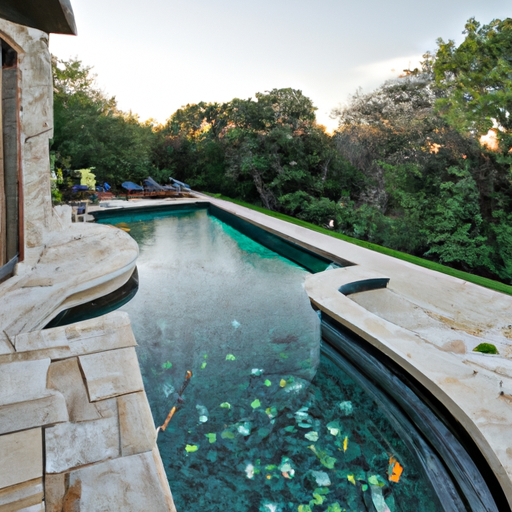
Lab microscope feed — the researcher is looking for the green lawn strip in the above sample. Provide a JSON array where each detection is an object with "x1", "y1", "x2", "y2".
[{"x1": 204, "y1": 193, "x2": 512, "y2": 296}]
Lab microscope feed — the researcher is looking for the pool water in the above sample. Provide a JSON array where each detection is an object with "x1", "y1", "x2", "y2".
[{"x1": 102, "y1": 208, "x2": 443, "y2": 512}]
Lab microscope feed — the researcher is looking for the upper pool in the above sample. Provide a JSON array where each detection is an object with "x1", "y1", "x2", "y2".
[{"x1": 95, "y1": 206, "x2": 494, "y2": 512}]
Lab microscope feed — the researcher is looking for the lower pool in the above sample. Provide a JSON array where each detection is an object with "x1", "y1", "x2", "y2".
[{"x1": 97, "y1": 207, "x2": 479, "y2": 511}]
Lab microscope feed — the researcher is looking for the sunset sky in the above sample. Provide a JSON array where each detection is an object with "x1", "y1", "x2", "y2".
[{"x1": 49, "y1": 0, "x2": 511, "y2": 131}]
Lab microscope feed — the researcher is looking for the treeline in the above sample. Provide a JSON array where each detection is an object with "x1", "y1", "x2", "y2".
[{"x1": 51, "y1": 18, "x2": 512, "y2": 283}]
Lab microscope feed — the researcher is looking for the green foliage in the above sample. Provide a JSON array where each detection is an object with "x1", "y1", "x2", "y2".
[
  {"x1": 473, "y1": 343, "x2": 499, "y2": 354},
  {"x1": 51, "y1": 56, "x2": 157, "y2": 188},
  {"x1": 433, "y1": 18, "x2": 512, "y2": 144}
]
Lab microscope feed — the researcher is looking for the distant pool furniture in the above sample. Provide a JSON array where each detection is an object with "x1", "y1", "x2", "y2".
[
  {"x1": 169, "y1": 177, "x2": 191, "y2": 192},
  {"x1": 121, "y1": 181, "x2": 144, "y2": 193},
  {"x1": 142, "y1": 177, "x2": 180, "y2": 197}
]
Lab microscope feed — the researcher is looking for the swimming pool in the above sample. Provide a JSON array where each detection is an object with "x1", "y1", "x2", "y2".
[{"x1": 92, "y1": 205, "x2": 493, "y2": 512}]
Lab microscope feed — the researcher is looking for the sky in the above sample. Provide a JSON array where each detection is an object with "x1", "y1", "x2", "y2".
[{"x1": 49, "y1": 0, "x2": 511, "y2": 132}]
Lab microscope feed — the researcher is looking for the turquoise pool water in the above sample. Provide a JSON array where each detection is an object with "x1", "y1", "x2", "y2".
[{"x1": 101, "y1": 208, "x2": 444, "y2": 511}]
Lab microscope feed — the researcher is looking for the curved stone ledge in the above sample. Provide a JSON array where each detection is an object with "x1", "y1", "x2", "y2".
[{"x1": 0, "y1": 222, "x2": 138, "y2": 343}]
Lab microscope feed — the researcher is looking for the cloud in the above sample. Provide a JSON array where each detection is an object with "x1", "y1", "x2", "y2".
[{"x1": 355, "y1": 54, "x2": 424, "y2": 82}]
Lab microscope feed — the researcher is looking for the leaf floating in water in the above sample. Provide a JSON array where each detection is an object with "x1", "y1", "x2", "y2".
[
  {"x1": 199, "y1": 416, "x2": 208, "y2": 423},
  {"x1": 205, "y1": 433, "x2": 216, "y2": 444},
  {"x1": 388, "y1": 456, "x2": 404, "y2": 483},
  {"x1": 279, "y1": 457, "x2": 295, "y2": 478},
  {"x1": 237, "y1": 422, "x2": 252, "y2": 436},
  {"x1": 326, "y1": 420, "x2": 341, "y2": 436},
  {"x1": 368, "y1": 475, "x2": 386, "y2": 487},
  {"x1": 343, "y1": 436, "x2": 348, "y2": 452},
  {"x1": 264, "y1": 379, "x2": 272, "y2": 387},
  {"x1": 339, "y1": 401, "x2": 353, "y2": 416},
  {"x1": 312, "y1": 493, "x2": 326, "y2": 505},
  {"x1": 196, "y1": 404, "x2": 208, "y2": 419},
  {"x1": 308, "y1": 445, "x2": 336, "y2": 469},
  {"x1": 347, "y1": 474, "x2": 356, "y2": 485},
  {"x1": 220, "y1": 402, "x2": 231, "y2": 409},
  {"x1": 327, "y1": 504, "x2": 342, "y2": 512},
  {"x1": 251, "y1": 399, "x2": 261, "y2": 409},
  {"x1": 362, "y1": 484, "x2": 368, "y2": 492},
  {"x1": 280, "y1": 379, "x2": 287, "y2": 388},
  {"x1": 251, "y1": 368, "x2": 264, "y2": 376},
  {"x1": 370, "y1": 483, "x2": 392, "y2": 512},
  {"x1": 305, "y1": 431, "x2": 319, "y2": 442},
  {"x1": 225, "y1": 354, "x2": 236, "y2": 361},
  {"x1": 221, "y1": 430, "x2": 235, "y2": 439},
  {"x1": 311, "y1": 470, "x2": 331, "y2": 486},
  {"x1": 200, "y1": 362, "x2": 207, "y2": 369},
  {"x1": 162, "y1": 361, "x2": 173, "y2": 369},
  {"x1": 185, "y1": 444, "x2": 198, "y2": 453},
  {"x1": 245, "y1": 463, "x2": 255, "y2": 479},
  {"x1": 232, "y1": 320, "x2": 241, "y2": 329},
  {"x1": 298, "y1": 505, "x2": 313, "y2": 512},
  {"x1": 265, "y1": 406, "x2": 277, "y2": 418},
  {"x1": 294, "y1": 407, "x2": 309, "y2": 421}
]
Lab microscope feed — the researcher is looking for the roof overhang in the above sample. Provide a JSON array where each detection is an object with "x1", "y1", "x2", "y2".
[{"x1": 0, "y1": 0, "x2": 77, "y2": 35}]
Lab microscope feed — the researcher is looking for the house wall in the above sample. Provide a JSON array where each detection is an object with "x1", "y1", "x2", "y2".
[{"x1": 0, "y1": 20, "x2": 55, "y2": 271}]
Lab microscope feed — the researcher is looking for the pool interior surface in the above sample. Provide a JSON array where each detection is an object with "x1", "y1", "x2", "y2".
[{"x1": 99, "y1": 208, "x2": 447, "y2": 511}]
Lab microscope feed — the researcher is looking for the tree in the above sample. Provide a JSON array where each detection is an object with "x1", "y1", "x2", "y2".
[
  {"x1": 433, "y1": 17, "x2": 512, "y2": 153},
  {"x1": 51, "y1": 57, "x2": 157, "y2": 187}
]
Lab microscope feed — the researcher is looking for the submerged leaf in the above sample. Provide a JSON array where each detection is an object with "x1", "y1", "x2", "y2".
[
  {"x1": 221, "y1": 430, "x2": 235, "y2": 439},
  {"x1": 251, "y1": 399, "x2": 261, "y2": 409},
  {"x1": 389, "y1": 456, "x2": 404, "y2": 483},
  {"x1": 339, "y1": 401, "x2": 353, "y2": 415},
  {"x1": 326, "y1": 420, "x2": 341, "y2": 436},
  {"x1": 225, "y1": 354, "x2": 236, "y2": 361},
  {"x1": 264, "y1": 379, "x2": 272, "y2": 387},
  {"x1": 305, "y1": 431, "x2": 319, "y2": 442},
  {"x1": 251, "y1": 368, "x2": 264, "y2": 376},
  {"x1": 311, "y1": 471, "x2": 331, "y2": 486},
  {"x1": 200, "y1": 362, "x2": 207, "y2": 369},
  {"x1": 205, "y1": 433, "x2": 216, "y2": 444},
  {"x1": 162, "y1": 361, "x2": 172, "y2": 369}
]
